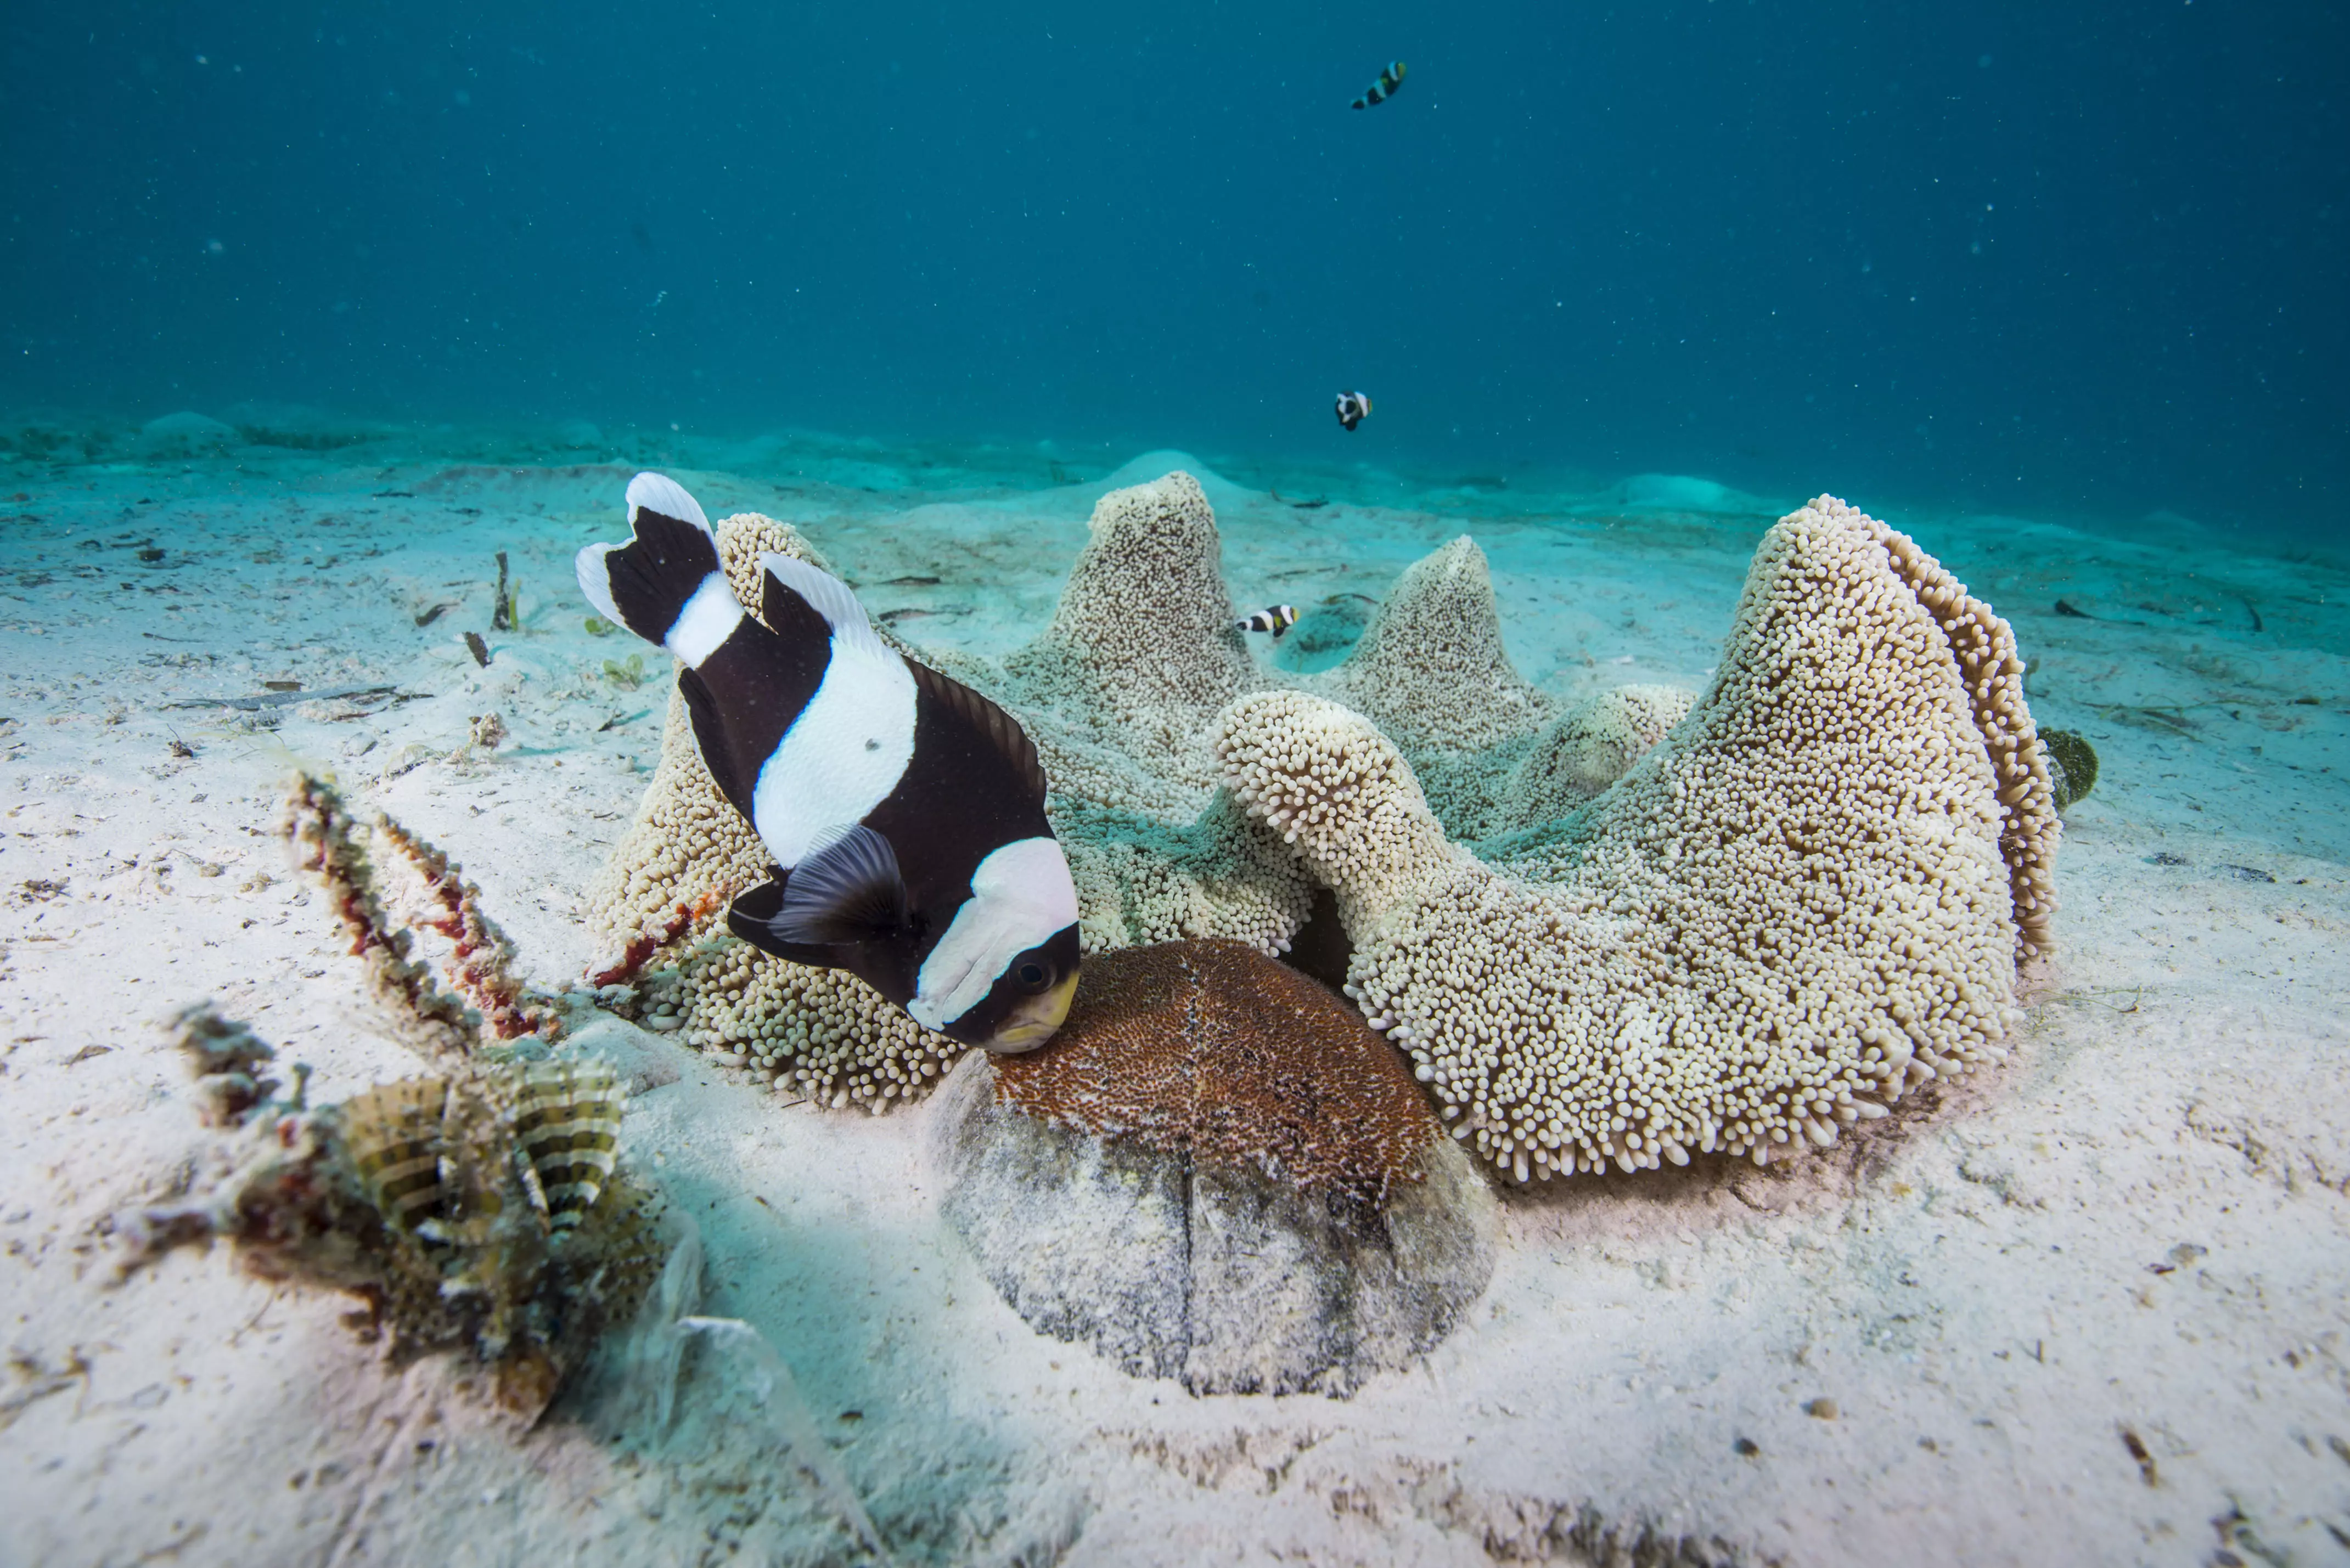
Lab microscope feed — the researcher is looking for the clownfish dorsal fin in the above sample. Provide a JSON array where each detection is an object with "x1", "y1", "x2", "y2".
[
  {"x1": 768, "y1": 824, "x2": 908, "y2": 946},
  {"x1": 727, "y1": 876, "x2": 834, "y2": 968},
  {"x1": 904, "y1": 659, "x2": 1049, "y2": 807},
  {"x1": 757, "y1": 553, "x2": 891, "y2": 661}
]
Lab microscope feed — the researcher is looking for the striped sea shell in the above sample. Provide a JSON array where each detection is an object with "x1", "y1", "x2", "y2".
[
  {"x1": 509, "y1": 1061, "x2": 624, "y2": 1228},
  {"x1": 339, "y1": 1077, "x2": 458, "y2": 1232},
  {"x1": 339, "y1": 1060, "x2": 623, "y2": 1238}
]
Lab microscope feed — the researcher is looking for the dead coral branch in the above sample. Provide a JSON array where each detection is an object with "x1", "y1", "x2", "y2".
[
  {"x1": 374, "y1": 814, "x2": 558, "y2": 1041},
  {"x1": 167, "y1": 1000, "x2": 281, "y2": 1127},
  {"x1": 282, "y1": 772, "x2": 480, "y2": 1057}
]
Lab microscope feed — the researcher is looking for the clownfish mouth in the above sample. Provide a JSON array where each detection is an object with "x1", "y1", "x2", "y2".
[{"x1": 985, "y1": 970, "x2": 1080, "y2": 1054}]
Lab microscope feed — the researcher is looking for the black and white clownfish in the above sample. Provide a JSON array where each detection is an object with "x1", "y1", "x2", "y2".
[
  {"x1": 1335, "y1": 390, "x2": 1373, "y2": 432},
  {"x1": 1235, "y1": 604, "x2": 1300, "y2": 639},
  {"x1": 1351, "y1": 60, "x2": 1405, "y2": 110},
  {"x1": 576, "y1": 473, "x2": 1081, "y2": 1053}
]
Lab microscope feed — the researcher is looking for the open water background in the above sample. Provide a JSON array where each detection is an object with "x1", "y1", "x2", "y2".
[{"x1": 2, "y1": 1, "x2": 2342, "y2": 534}]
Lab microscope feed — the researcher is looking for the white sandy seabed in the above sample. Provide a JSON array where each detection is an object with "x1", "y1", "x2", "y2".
[{"x1": 0, "y1": 422, "x2": 2346, "y2": 1567}]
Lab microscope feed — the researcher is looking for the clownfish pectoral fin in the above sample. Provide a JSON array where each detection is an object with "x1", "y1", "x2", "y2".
[
  {"x1": 727, "y1": 876, "x2": 840, "y2": 968},
  {"x1": 768, "y1": 824, "x2": 908, "y2": 946}
]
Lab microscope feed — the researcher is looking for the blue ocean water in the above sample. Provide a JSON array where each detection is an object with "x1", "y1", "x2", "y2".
[{"x1": 2, "y1": 2, "x2": 2342, "y2": 534}]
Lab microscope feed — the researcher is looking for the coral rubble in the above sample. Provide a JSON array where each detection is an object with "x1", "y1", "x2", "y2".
[
  {"x1": 170, "y1": 1001, "x2": 280, "y2": 1127},
  {"x1": 285, "y1": 774, "x2": 558, "y2": 1054},
  {"x1": 131, "y1": 777, "x2": 668, "y2": 1422},
  {"x1": 139, "y1": 1035, "x2": 665, "y2": 1421}
]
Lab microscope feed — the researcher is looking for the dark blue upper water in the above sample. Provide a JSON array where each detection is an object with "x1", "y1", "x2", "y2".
[{"x1": 4, "y1": 2, "x2": 2342, "y2": 533}]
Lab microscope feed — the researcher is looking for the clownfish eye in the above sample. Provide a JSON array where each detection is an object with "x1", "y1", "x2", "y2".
[{"x1": 1015, "y1": 961, "x2": 1050, "y2": 991}]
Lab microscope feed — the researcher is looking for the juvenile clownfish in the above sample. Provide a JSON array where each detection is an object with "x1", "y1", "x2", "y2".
[
  {"x1": 1236, "y1": 604, "x2": 1300, "y2": 640},
  {"x1": 1335, "y1": 390, "x2": 1373, "y2": 432},
  {"x1": 577, "y1": 473, "x2": 1080, "y2": 1054},
  {"x1": 1352, "y1": 60, "x2": 1405, "y2": 110}
]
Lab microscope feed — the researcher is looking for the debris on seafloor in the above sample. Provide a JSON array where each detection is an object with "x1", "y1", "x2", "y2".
[
  {"x1": 168, "y1": 685, "x2": 406, "y2": 713},
  {"x1": 369, "y1": 805, "x2": 546, "y2": 1040},
  {"x1": 469, "y1": 712, "x2": 510, "y2": 752},
  {"x1": 117, "y1": 774, "x2": 900, "y2": 1558},
  {"x1": 133, "y1": 999, "x2": 670, "y2": 1423},
  {"x1": 2111, "y1": 705, "x2": 2199, "y2": 736},
  {"x1": 123, "y1": 776, "x2": 666, "y2": 1422},
  {"x1": 491, "y1": 550, "x2": 524, "y2": 632},
  {"x1": 573, "y1": 1226, "x2": 899, "y2": 1564},
  {"x1": 171, "y1": 1003, "x2": 280, "y2": 1127},
  {"x1": 283, "y1": 772, "x2": 556, "y2": 1055},
  {"x1": 465, "y1": 630, "x2": 492, "y2": 667},
  {"x1": 415, "y1": 601, "x2": 457, "y2": 628},
  {"x1": 2039, "y1": 727, "x2": 2100, "y2": 811}
]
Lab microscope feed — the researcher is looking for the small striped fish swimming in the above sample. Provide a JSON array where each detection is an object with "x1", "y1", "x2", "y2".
[
  {"x1": 1235, "y1": 604, "x2": 1300, "y2": 640},
  {"x1": 1352, "y1": 60, "x2": 1405, "y2": 110},
  {"x1": 1335, "y1": 390, "x2": 1373, "y2": 432},
  {"x1": 577, "y1": 473, "x2": 1081, "y2": 1053}
]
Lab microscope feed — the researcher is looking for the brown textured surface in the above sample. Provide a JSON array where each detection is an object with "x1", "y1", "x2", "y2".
[{"x1": 990, "y1": 938, "x2": 1441, "y2": 1198}]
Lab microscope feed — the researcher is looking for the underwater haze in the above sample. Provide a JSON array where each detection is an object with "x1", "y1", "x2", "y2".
[
  {"x1": 3, "y1": 0, "x2": 2345, "y2": 534},
  {"x1": 12, "y1": 6, "x2": 2350, "y2": 1565}
]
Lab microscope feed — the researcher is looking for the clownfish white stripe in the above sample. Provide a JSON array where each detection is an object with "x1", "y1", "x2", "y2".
[
  {"x1": 750, "y1": 601, "x2": 917, "y2": 867},
  {"x1": 665, "y1": 572, "x2": 745, "y2": 667},
  {"x1": 909, "y1": 837, "x2": 1080, "y2": 1033}
]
